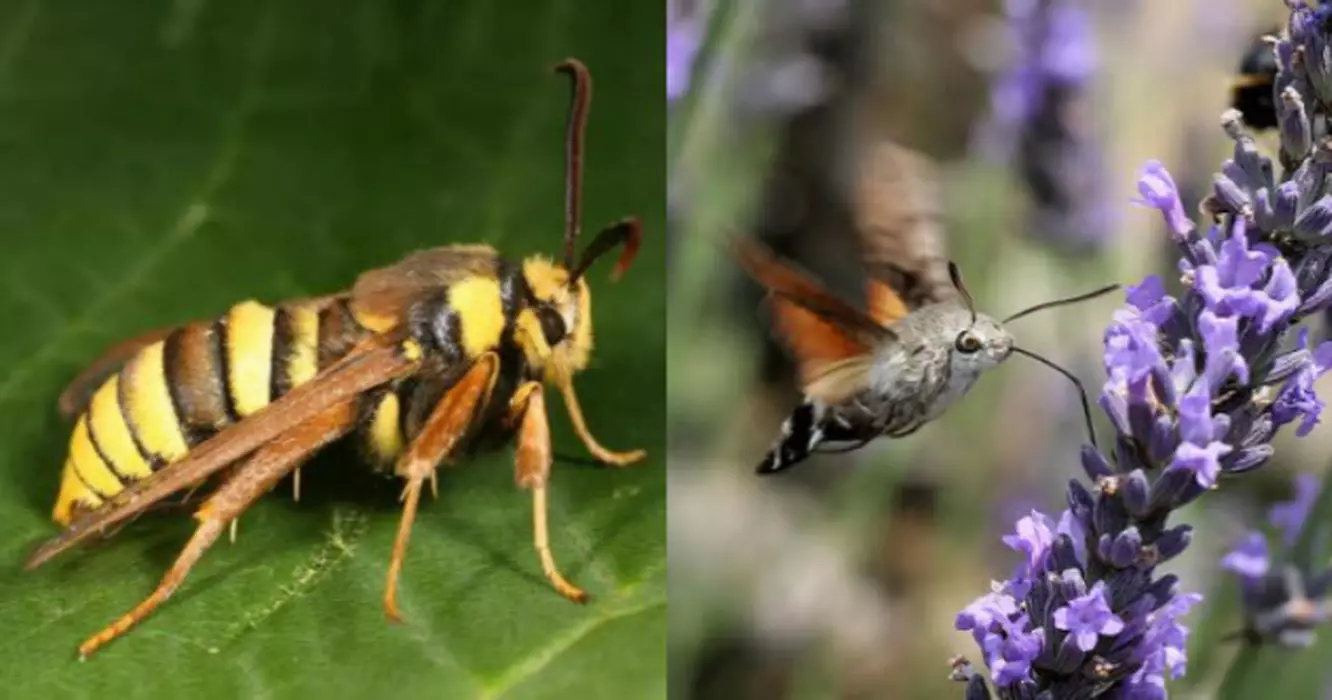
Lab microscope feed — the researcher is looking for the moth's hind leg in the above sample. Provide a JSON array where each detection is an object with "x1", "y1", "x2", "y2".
[
  {"x1": 75, "y1": 401, "x2": 357, "y2": 659},
  {"x1": 383, "y1": 352, "x2": 499, "y2": 622},
  {"x1": 510, "y1": 381, "x2": 588, "y2": 603}
]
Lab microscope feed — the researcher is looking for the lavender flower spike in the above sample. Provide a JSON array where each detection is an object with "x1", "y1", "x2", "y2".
[{"x1": 954, "y1": 2, "x2": 1332, "y2": 695}]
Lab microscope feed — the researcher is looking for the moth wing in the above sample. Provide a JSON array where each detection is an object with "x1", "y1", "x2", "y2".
[
  {"x1": 57, "y1": 327, "x2": 177, "y2": 419},
  {"x1": 25, "y1": 334, "x2": 419, "y2": 569},
  {"x1": 802, "y1": 355, "x2": 875, "y2": 405},
  {"x1": 731, "y1": 238, "x2": 890, "y2": 395},
  {"x1": 854, "y1": 141, "x2": 956, "y2": 326},
  {"x1": 349, "y1": 244, "x2": 500, "y2": 332},
  {"x1": 57, "y1": 294, "x2": 349, "y2": 419}
]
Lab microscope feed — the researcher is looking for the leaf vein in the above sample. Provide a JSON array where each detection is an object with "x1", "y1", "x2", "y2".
[
  {"x1": 219, "y1": 506, "x2": 370, "y2": 642},
  {"x1": 478, "y1": 592, "x2": 666, "y2": 699}
]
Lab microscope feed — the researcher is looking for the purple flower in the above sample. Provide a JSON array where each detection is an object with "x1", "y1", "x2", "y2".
[
  {"x1": 1169, "y1": 378, "x2": 1232, "y2": 488},
  {"x1": 988, "y1": 618, "x2": 1044, "y2": 686},
  {"x1": 1269, "y1": 472, "x2": 1321, "y2": 547},
  {"x1": 1124, "y1": 275, "x2": 1177, "y2": 327},
  {"x1": 1053, "y1": 579, "x2": 1125, "y2": 650},
  {"x1": 1221, "y1": 532, "x2": 1271, "y2": 583},
  {"x1": 1119, "y1": 593, "x2": 1201, "y2": 700},
  {"x1": 1143, "y1": 593, "x2": 1204, "y2": 679},
  {"x1": 956, "y1": 582, "x2": 1045, "y2": 688},
  {"x1": 956, "y1": 585, "x2": 1021, "y2": 646},
  {"x1": 1197, "y1": 310, "x2": 1249, "y2": 388},
  {"x1": 1133, "y1": 160, "x2": 1193, "y2": 239},
  {"x1": 1271, "y1": 329, "x2": 1332, "y2": 437},
  {"x1": 1190, "y1": 218, "x2": 1300, "y2": 332},
  {"x1": 1194, "y1": 220, "x2": 1275, "y2": 312},
  {"x1": 667, "y1": 0, "x2": 705, "y2": 101},
  {"x1": 1003, "y1": 511, "x2": 1056, "y2": 573},
  {"x1": 1120, "y1": 653, "x2": 1168, "y2": 700}
]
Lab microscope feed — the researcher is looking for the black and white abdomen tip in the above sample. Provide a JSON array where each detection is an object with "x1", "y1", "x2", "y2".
[{"x1": 756, "y1": 401, "x2": 823, "y2": 474}]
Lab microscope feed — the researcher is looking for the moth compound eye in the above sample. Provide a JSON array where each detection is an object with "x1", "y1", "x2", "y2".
[
  {"x1": 537, "y1": 306, "x2": 567, "y2": 346},
  {"x1": 954, "y1": 331, "x2": 982, "y2": 354}
]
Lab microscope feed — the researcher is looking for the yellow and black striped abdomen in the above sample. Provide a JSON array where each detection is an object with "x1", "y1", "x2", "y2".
[{"x1": 51, "y1": 298, "x2": 368, "y2": 525}]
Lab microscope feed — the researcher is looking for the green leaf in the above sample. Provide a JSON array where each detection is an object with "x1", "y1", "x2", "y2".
[
  {"x1": 1215, "y1": 471, "x2": 1332, "y2": 700},
  {"x1": 0, "y1": 1, "x2": 664, "y2": 698}
]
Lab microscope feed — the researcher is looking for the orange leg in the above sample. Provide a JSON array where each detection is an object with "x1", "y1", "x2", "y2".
[
  {"x1": 557, "y1": 379, "x2": 646, "y2": 466},
  {"x1": 384, "y1": 352, "x2": 498, "y2": 622},
  {"x1": 511, "y1": 382, "x2": 588, "y2": 603},
  {"x1": 75, "y1": 401, "x2": 357, "y2": 659}
]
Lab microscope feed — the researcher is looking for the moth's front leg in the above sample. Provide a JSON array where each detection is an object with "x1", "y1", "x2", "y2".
[
  {"x1": 508, "y1": 381, "x2": 588, "y2": 603},
  {"x1": 556, "y1": 379, "x2": 646, "y2": 467}
]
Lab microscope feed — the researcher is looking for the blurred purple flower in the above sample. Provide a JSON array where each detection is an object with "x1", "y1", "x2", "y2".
[
  {"x1": 1270, "y1": 472, "x2": 1321, "y2": 546},
  {"x1": 1221, "y1": 474, "x2": 1331, "y2": 648},
  {"x1": 976, "y1": 0, "x2": 1112, "y2": 251},
  {"x1": 1220, "y1": 532, "x2": 1271, "y2": 583},
  {"x1": 667, "y1": 0, "x2": 705, "y2": 101},
  {"x1": 956, "y1": 1, "x2": 1332, "y2": 693}
]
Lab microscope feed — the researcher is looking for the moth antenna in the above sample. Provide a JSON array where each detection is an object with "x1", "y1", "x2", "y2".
[
  {"x1": 554, "y1": 58, "x2": 592, "y2": 271},
  {"x1": 1010, "y1": 347, "x2": 1100, "y2": 450},
  {"x1": 572, "y1": 217, "x2": 642, "y2": 283},
  {"x1": 947, "y1": 261, "x2": 977, "y2": 326},
  {"x1": 1002, "y1": 284, "x2": 1121, "y2": 324}
]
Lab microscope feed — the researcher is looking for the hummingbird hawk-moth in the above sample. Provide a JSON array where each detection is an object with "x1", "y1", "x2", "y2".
[{"x1": 735, "y1": 142, "x2": 1116, "y2": 475}]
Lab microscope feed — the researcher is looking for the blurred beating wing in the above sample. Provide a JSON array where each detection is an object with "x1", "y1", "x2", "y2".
[
  {"x1": 731, "y1": 238, "x2": 892, "y2": 404},
  {"x1": 854, "y1": 141, "x2": 955, "y2": 326}
]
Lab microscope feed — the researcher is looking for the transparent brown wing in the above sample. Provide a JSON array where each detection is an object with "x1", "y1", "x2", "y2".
[
  {"x1": 58, "y1": 294, "x2": 348, "y2": 419},
  {"x1": 25, "y1": 334, "x2": 421, "y2": 569},
  {"x1": 731, "y1": 238, "x2": 888, "y2": 400},
  {"x1": 854, "y1": 141, "x2": 956, "y2": 326}
]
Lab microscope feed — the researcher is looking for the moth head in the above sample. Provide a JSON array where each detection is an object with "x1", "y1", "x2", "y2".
[
  {"x1": 950, "y1": 313, "x2": 1014, "y2": 373},
  {"x1": 943, "y1": 262, "x2": 1014, "y2": 373},
  {"x1": 521, "y1": 256, "x2": 594, "y2": 382}
]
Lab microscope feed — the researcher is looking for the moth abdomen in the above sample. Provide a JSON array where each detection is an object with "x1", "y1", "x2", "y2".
[{"x1": 51, "y1": 297, "x2": 372, "y2": 525}]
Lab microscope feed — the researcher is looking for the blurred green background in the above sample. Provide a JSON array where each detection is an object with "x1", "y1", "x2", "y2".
[
  {"x1": 0, "y1": 1, "x2": 663, "y2": 698},
  {"x1": 667, "y1": 0, "x2": 1332, "y2": 698}
]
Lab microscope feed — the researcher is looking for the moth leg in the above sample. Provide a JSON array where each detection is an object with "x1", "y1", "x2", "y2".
[
  {"x1": 75, "y1": 401, "x2": 357, "y2": 660},
  {"x1": 384, "y1": 351, "x2": 498, "y2": 622},
  {"x1": 557, "y1": 380, "x2": 645, "y2": 467},
  {"x1": 511, "y1": 381, "x2": 588, "y2": 603},
  {"x1": 58, "y1": 326, "x2": 176, "y2": 418}
]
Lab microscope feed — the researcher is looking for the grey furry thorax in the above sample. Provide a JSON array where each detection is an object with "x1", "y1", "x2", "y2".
[{"x1": 820, "y1": 302, "x2": 1014, "y2": 440}]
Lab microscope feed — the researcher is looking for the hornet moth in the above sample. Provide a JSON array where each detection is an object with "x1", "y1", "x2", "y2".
[{"x1": 24, "y1": 57, "x2": 646, "y2": 659}]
